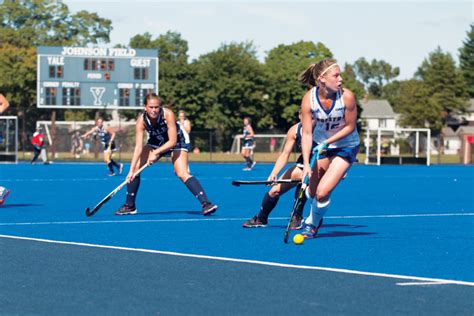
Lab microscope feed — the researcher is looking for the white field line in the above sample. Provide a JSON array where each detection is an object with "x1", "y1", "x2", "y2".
[
  {"x1": 0, "y1": 213, "x2": 473, "y2": 226},
  {"x1": 396, "y1": 281, "x2": 454, "y2": 286},
  {"x1": 0, "y1": 234, "x2": 473, "y2": 287}
]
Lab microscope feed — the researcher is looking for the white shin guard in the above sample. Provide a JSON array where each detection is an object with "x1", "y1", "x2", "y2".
[{"x1": 306, "y1": 198, "x2": 330, "y2": 226}]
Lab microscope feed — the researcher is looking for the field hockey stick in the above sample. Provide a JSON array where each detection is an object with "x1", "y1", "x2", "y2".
[
  {"x1": 232, "y1": 179, "x2": 301, "y2": 186},
  {"x1": 283, "y1": 148, "x2": 320, "y2": 243},
  {"x1": 85, "y1": 163, "x2": 149, "y2": 217}
]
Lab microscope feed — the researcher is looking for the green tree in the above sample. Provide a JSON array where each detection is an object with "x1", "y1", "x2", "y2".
[
  {"x1": 415, "y1": 46, "x2": 469, "y2": 131},
  {"x1": 187, "y1": 42, "x2": 265, "y2": 150},
  {"x1": 391, "y1": 80, "x2": 440, "y2": 129},
  {"x1": 124, "y1": 31, "x2": 191, "y2": 119},
  {"x1": 0, "y1": 0, "x2": 112, "y2": 48},
  {"x1": 264, "y1": 41, "x2": 333, "y2": 129},
  {"x1": 459, "y1": 23, "x2": 474, "y2": 97},
  {"x1": 352, "y1": 57, "x2": 400, "y2": 97}
]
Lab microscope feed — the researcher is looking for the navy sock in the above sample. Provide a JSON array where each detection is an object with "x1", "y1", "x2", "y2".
[
  {"x1": 110, "y1": 159, "x2": 120, "y2": 168},
  {"x1": 107, "y1": 162, "x2": 114, "y2": 173},
  {"x1": 258, "y1": 192, "x2": 280, "y2": 221},
  {"x1": 293, "y1": 184, "x2": 308, "y2": 217},
  {"x1": 125, "y1": 176, "x2": 140, "y2": 207},
  {"x1": 184, "y1": 176, "x2": 210, "y2": 205}
]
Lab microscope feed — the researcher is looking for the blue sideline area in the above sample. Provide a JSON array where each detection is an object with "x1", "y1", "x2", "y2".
[{"x1": 0, "y1": 162, "x2": 473, "y2": 314}]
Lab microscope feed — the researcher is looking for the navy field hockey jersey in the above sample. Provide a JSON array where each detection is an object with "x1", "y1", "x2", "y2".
[
  {"x1": 143, "y1": 110, "x2": 186, "y2": 148},
  {"x1": 96, "y1": 126, "x2": 112, "y2": 146},
  {"x1": 310, "y1": 87, "x2": 359, "y2": 148}
]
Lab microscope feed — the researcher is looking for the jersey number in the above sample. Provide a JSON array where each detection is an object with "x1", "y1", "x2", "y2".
[{"x1": 325, "y1": 123, "x2": 340, "y2": 131}]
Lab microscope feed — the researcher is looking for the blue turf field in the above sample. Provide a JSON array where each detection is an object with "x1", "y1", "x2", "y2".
[{"x1": 0, "y1": 162, "x2": 473, "y2": 314}]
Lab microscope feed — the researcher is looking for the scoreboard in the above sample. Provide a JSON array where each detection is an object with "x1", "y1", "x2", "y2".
[{"x1": 37, "y1": 46, "x2": 158, "y2": 109}]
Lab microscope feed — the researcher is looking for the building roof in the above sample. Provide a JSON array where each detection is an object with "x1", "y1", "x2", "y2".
[
  {"x1": 442, "y1": 127, "x2": 457, "y2": 137},
  {"x1": 457, "y1": 126, "x2": 474, "y2": 135},
  {"x1": 468, "y1": 99, "x2": 474, "y2": 112},
  {"x1": 360, "y1": 99, "x2": 396, "y2": 118}
]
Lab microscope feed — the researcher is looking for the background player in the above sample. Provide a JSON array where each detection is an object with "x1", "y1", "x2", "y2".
[
  {"x1": 0, "y1": 93, "x2": 10, "y2": 205},
  {"x1": 299, "y1": 59, "x2": 360, "y2": 238},
  {"x1": 81, "y1": 118, "x2": 123, "y2": 176},
  {"x1": 243, "y1": 111, "x2": 316, "y2": 229},
  {"x1": 241, "y1": 116, "x2": 256, "y2": 171},
  {"x1": 115, "y1": 93, "x2": 218, "y2": 216},
  {"x1": 31, "y1": 126, "x2": 49, "y2": 164}
]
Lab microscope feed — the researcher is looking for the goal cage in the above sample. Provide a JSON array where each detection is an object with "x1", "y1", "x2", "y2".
[
  {"x1": 364, "y1": 128, "x2": 431, "y2": 166},
  {"x1": 0, "y1": 116, "x2": 19, "y2": 163},
  {"x1": 230, "y1": 134, "x2": 287, "y2": 154}
]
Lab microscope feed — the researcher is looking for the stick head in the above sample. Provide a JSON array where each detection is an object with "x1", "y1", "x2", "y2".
[
  {"x1": 85, "y1": 207, "x2": 93, "y2": 217},
  {"x1": 231, "y1": 181, "x2": 241, "y2": 186}
]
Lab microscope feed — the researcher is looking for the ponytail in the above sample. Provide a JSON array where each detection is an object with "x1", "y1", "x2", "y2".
[{"x1": 298, "y1": 59, "x2": 338, "y2": 89}]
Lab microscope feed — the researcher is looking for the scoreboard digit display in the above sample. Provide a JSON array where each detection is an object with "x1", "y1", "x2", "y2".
[{"x1": 37, "y1": 46, "x2": 159, "y2": 109}]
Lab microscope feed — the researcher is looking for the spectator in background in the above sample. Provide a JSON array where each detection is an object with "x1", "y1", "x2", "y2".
[
  {"x1": 31, "y1": 126, "x2": 49, "y2": 164},
  {"x1": 270, "y1": 137, "x2": 276, "y2": 153},
  {"x1": 71, "y1": 130, "x2": 83, "y2": 159},
  {"x1": 0, "y1": 93, "x2": 10, "y2": 205}
]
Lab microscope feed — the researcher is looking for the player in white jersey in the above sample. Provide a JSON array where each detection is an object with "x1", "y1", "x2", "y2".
[{"x1": 299, "y1": 59, "x2": 360, "y2": 239}]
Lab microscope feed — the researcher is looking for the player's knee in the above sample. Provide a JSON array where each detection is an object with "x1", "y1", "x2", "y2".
[
  {"x1": 175, "y1": 170, "x2": 189, "y2": 182},
  {"x1": 316, "y1": 188, "x2": 330, "y2": 202},
  {"x1": 269, "y1": 187, "x2": 280, "y2": 197}
]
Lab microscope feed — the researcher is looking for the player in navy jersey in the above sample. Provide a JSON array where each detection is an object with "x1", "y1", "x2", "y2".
[
  {"x1": 241, "y1": 117, "x2": 256, "y2": 171},
  {"x1": 243, "y1": 111, "x2": 316, "y2": 229},
  {"x1": 115, "y1": 93, "x2": 217, "y2": 216},
  {"x1": 0, "y1": 93, "x2": 11, "y2": 205},
  {"x1": 81, "y1": 118, "x2": 123, "y2": 176},
  {"x1": 299, "y1": 59, "x2": 360, "y2": 239}
]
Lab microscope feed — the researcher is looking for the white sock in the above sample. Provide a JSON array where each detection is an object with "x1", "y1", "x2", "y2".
[{"x1": 307, "y1": 198, "x2": 330, "y2": 226}]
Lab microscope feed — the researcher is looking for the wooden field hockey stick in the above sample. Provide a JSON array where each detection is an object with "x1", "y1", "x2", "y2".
[
  {"x1": 283, "y1": 148, "x2": 320, "y2": 244},
  {"x1": 85, "y1": 163, "x2": 149, "y2": 217},
  {"x1": 232, "y1": 179, "x2": 301, "y2": 186}
]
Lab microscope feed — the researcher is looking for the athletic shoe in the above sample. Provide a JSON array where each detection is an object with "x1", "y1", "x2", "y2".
[
  {"x1": 242, "y1": 167, "x2": 251, "y2": 171},
  {"x1": 118, "y1": 163, "x2": 124, "y2": 175},
  {"x1": 115, "y1": 204, "x2": 137, "y2": 215},
  {"x1": 108, "y1": 171, "x2": 116, "y2": 177},
  {"x1": 242, "y1": 215, "x2": 267, "y2": 228},
  {"x1": 0, "y1": 189, "x2": 10, "y2": 206},
  {"x1": 251, "y1": 161, "x2": 257, "y2": 169},
  {"x1": 290, "y1": 214, "x2": 304, "y2": 230},
  {"x1": 202, "y1": 202, "x2": 218, "y2": 216},
  {"x1": 301, "y1": 219, "x2": 323, "y2": 239}
]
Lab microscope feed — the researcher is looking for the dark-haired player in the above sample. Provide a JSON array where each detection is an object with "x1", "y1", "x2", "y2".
[
  {"x1": 243, "y1": 112, "x2": 316, "y2": 229},
  {"x1": 115, "y1": 93, "x2": 218, "y2": 216}
]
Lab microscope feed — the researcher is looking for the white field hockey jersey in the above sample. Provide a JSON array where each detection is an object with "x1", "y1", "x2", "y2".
[{"x1": 310, "y1": 87, "x2": 359, "y2": 148}]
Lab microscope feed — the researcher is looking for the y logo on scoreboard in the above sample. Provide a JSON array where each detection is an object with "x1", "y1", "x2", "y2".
[{"x1": 90, "y1": 87, "x2": 106, "y2": 106}]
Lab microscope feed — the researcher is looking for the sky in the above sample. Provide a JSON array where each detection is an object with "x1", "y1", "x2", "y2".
[{"x1": 64, "y1": 0, "x2": 473, "y2": 80}]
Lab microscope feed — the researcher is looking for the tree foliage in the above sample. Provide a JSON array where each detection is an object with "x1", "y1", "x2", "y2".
[
  {"x1": 416, "y1": 47, "x2": 468, "y2": 122},
  {"x1": 459, "y1": 23, "x2": 474, "y2": 97},
  {"x1": 264, "y1": 41, "x2": 333, "y2": 129},
  {"x1": 352, "y1": 57, "x2": 400, "y2": 97}
]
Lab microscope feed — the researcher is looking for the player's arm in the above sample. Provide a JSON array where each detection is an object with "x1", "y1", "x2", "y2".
[
  {"x1": 81, "y1": 126, "x2": 95, "y2": 139},
  {"x1": 149, "y1": 108, "x2": 178, "y2": 163},
  {"x1": 300, "y1": 91, "x2": 313, "y2": 180},
  {"x1": 183, "y1": 119, "x2": 191, "y2": 134},
  {"x1": 247, "y1": 125, "x2": 255, "y2": 137},
  {"x1": 324, "y1": 89, "x2": 357, "y2": 145},
  {"x1": 268, "y1": 124, "x2": 298, "y2": 181},
  {"x1": 0, "y1": 94, "x2": 10, "y2": 114},
  {"x1": 128, "y1": 117, "x2": 145, "y2": 179}
]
